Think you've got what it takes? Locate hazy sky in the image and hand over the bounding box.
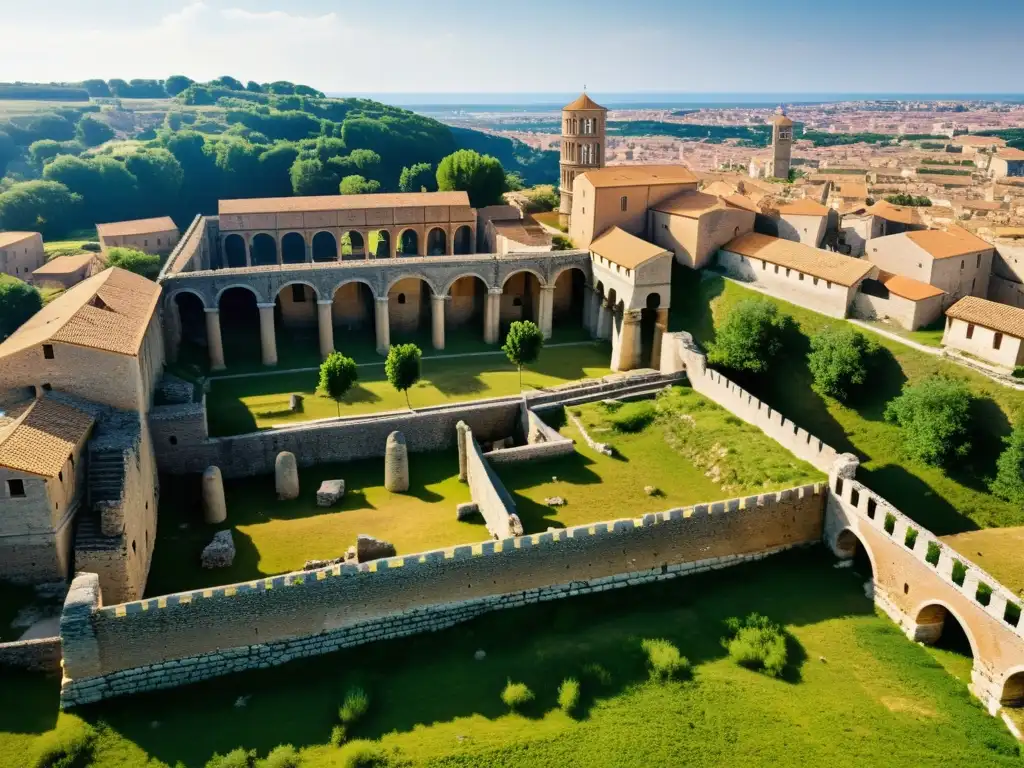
[2,0,1023,94]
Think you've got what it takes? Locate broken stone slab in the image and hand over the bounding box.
[456,501,479,521]
[201,530,235,569]
[356,534,396,563]
[317,479,345,507]
[544,496,566,507]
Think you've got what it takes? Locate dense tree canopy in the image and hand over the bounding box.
[164,75,194,97]
[806,326,879,402]
[436,149,507,207]
[884,377,973,467]
[43,154,138,226]
[399,163,435,193]
[124,149,184,218]
[75,116,115,147]
[0,275,42,340]
[991,424,1024,506]
[104,247,161,280]
[706,299,792,374]
[0,180,80,237]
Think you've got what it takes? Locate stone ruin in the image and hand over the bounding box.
[201,466,226,524]
[275,451,299,500]
[384,431,409,493]
[317,479,345,507]
[201,530,235,569]
[456,501,479,520]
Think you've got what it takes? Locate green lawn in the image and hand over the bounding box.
[43,229,99,259]
[206,340,612,436]
[856,317,947,348]
[146,451,478,596]
[670,267,1024,535]
[940,526,1024,597]
[4,549,1018,767]
[494,387,823,533]
[0,582,37,643]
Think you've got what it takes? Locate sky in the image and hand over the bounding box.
[1,0,1023,95]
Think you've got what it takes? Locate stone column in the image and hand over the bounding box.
[538,284,555,339]
[610,309,643,372]
[257,303,278,366]
[446,228,454,256]
[375,296,390,354]
[456,421,469,481]
[202,466,227,523]
[418,228,428,257]
[484,288,502,344]
[204,308,226,371]
[244,234,252,267]
[388,231,398,259]
[597,299,612,340]
[651,308,669,369]
[431,294,446,351]
[583,288,598,336]
[317,299,334,359]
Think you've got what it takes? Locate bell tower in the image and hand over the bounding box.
[770,106,794,180]
[559,91,607,229]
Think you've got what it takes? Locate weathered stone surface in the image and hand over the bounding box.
[275,452,299,500]
[456,502,479,521]
[384,431,409,493]
[544,496,566,507]
[317,479,345,507]
[832,453,860,479]
[201,530,235,569]
[289,393,303,412]
[201,466,227,524]
[356,534,396,563]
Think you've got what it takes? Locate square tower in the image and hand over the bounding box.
[559,92,607,229]
[770,107,793,181]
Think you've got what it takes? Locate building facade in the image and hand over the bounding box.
[769,108,794,180]
[0,232,45,281]
[558,93,607,229]
[942,296,1024,369]
[97,217,180,257]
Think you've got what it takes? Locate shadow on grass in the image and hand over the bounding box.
[858,463,978,536]
[0,672,59,736]
[667,263,723,343]
[953,396,1013,494]
[494,451,605,533]
[850,345,908,421]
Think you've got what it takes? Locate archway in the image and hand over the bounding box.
[501,270,540,334]
[332,281,376,356]
[224,234,247,269]
[914,603,976,661]
[250,233,277,267]
[275,283,319,363]
[640,293,661,368]
[552,267,586,337]
[173,292,207,368]
[454,225,473,255]
[426,227,447,256]
[835,528,875,582]
[218,287,261,367]
[388,277,432,342]
[341,231,365,260]
[369,230,389,259]
[312,231,338,262]
[447,275,487,342]
[398,229,418,257]
[1002,671,1024,707]
[281,232,306,264]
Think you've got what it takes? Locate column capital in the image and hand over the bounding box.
[256,302,276,310]
[488,287,503,295]
[375,296,389,304]
[203,307,220,314]
[317,299,334,306]
[540,284,556,292]
[431,293,449,303]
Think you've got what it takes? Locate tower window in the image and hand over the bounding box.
[620,196,627,212]
[7,479,25,498]
[42,344,54,359]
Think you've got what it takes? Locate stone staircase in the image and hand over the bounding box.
[75,448,126,553]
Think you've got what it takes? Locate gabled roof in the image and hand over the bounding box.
[997,148,1024,161]
[876,270,945,301]
[0,397,94,477]
[590,227,670,269]
[219,191,470,216]
[721,232,874,287]
[777,199,829,216]
[906,226,993,259]
[563,92,607,112]
[0,267,161,359]
[865,200,926,227]
[32,253,99,276]
[0,232,40,249]
[96,216,177,238]
[580,164,698,189]
[946,296,1024,339]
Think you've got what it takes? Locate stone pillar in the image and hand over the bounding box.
[597,300,612,341]
[204,308,226,371]
[317,300,334,359]
[59,573,102,683]
[431,294,446,351]
[384,431,410,492]
[202,466,227,524]
[484,288,501,344]
[610,310,643,372]
[388,231,398,259]
[244,234,252,267]
[275,451,299,500]
[418,229,427,257]
[374,296,390,354]
[538,284,555,339]
[257,303,278,366]
[651,308,669,369]
[456,421,469,481]
[446,229,454,256]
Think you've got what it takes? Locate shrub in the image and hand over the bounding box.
[104,246,161,279]
[884,513,896,534]
[926,540,941,566]
[557,677,581,714]
[990,424,1024,506]
[32,720,96,768]
[806,326,879,401]
[337,741,388,768]
[976,582,993,607]
[641,638,690,682]
[883,377,973,467]
[722,613,788,677]
[1006,602,1022,627]
[330,725,347,747]
[205,749,256,768]
[951,559,967,586]
[904,527,918,549]
[581,663,612,687]
[552,233,573,250]
[501,680,535,710]
[257,745,301,767]
[706,298,792,374]
[339,686,370,725]
[1013,365,1024,379]
[609,401,657,433]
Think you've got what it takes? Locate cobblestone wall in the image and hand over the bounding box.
[0,637,62,673]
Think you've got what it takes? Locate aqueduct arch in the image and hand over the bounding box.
[250,233,277,267]
[312,231,338,262]
[281,232,306,264]
[224,234,247,269]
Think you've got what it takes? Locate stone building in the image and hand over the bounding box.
[774,198,829,247]
[0,231,45,281]
[648,191,756,269]
[943,296,1024,369]
[990,148,1024,180]
[853,271,946,331]
[559,92,607,229]
[840,200,927,257]
[31,253,101,290]
[767,107,794,180]
[97,217,180,257]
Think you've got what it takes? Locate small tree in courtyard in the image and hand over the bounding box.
[317,352,358,417]
[502,320,544,390]
[385,343,422,409]
[884,376,973,467]
[807,325,879,402]
[706,298,792,374]
[0,275,43,339]
[991,423,1024,506]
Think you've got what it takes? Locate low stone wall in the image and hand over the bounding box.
[661,332,841,473]
[0,636,62,673]
[462,427,522,538]
[60,483,824,706]
[485,408,574,464]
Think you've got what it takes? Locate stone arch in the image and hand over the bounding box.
[368,230,390,259]
[501,267,546,289]
[167,287,208,310]
[398,228,419,256]
[250,232,277,267]
[341,230,366,260]
[275,280,319,352]
[170,290,208,366]
[446,274,487,338]
[453,225,473,255]
[385,273,440,297]
[330,278,379,301]
[552,265,586,329]
[911,601,980,660]
[833,527,876,581]
[388,275,432,341]
[281,232,306,264]
[223,234,247,269]
[500,269,541,330]
[443,272,492,296]
[276,280,320,302]
[426,227,447,256]
[214,283,264,306]
[331,279,377,351]
[1000,667,1024,707]
[312,231,338,262]
[217,286,262,367]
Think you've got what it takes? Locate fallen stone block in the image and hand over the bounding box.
[456,502,479,520]
[356,534,397,563]
[544,496,566,507]
[201,530,235,569]
[317,479,345,507]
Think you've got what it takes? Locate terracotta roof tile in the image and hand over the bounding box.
[946,296,1024,338]
[581,164,698,189]
[590,227,670,269]
[32,253,99,276]
[219,191,470,216]
[96,217,177,238]
[877,270,945,301]
[563,93,606,111]
[651,191,730,218]
[0,397,94,477]
[0,232,39,249]
[906,226,993,259]
[721,232,874,287]
[777,199,830,216]
[997,148,1024,161]
[865,200,926,227]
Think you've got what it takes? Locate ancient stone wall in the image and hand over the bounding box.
[485,408,575,464]
[463,430,521,538]
[59,483,824,706]
[0,636,62,673]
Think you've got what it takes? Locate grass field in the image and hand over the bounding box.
[940,526,1024,597]
[495,388,824,532]
[2,549,1017,768]
[42,228,99,259]
[671,267,1024,536]
[205,340,612,436]
[146,451,477,596]
[856,316,947,348]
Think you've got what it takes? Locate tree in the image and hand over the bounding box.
[385,343,422,409]
[502,320,544,390]
[29,139,81,167]
[339,175,381,195]
[0,275,42,339]
[164,75,195,97]
[0,130,17,176]
[44,154,139,224]
[290,157,338,196]
[125,149,184,217]
[0,180,80,238]
[504,171,525,191]
[436,149,507,207]
[211,76,244,91]
[706,299,792,374]
[245,81,264,94]
[991,424,1024,505]
[75,116,115,147]
[105,247,161,280]
[806,326,879,402]
[258,143,300,197]
[80,79,112,97]
[317,352,359,417]
[26,113,75,142]
[884,377,973,467]
[884,193,932,207]
[399,162,435,193]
